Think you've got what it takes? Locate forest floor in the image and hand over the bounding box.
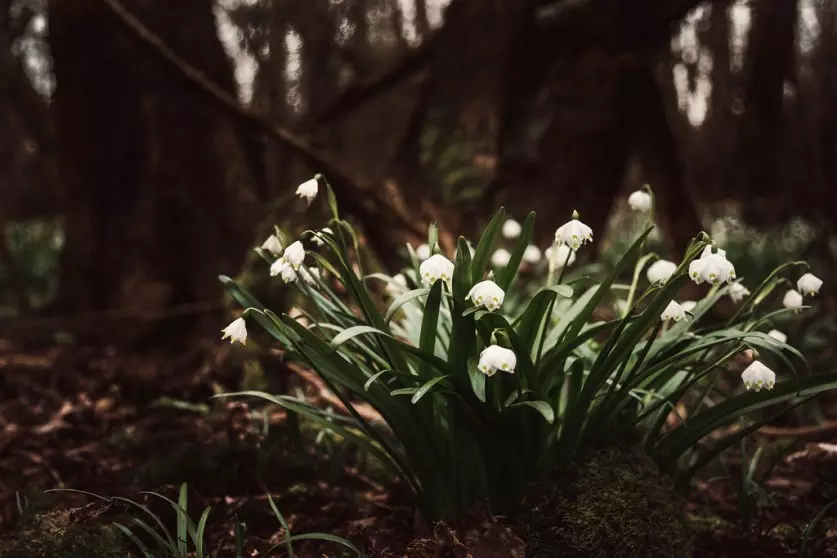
[1,340,837,557]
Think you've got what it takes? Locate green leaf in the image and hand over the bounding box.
[177,484,188,556]
[195,507,210,558]
[113,523,155,558]
[390,387,418,396]
[411,375,452,404]
[322,176,340,221]
[419,281,443,377]
[385,288,431,323]
[453,237,474,304]
[497,211,535,290]
[470,207,505,283]
[331,325,389,349]
[468,359,487,402]
[267,533,363,556]
[428,222,439,252]
[265,491,294,558]
[510,400,555,424]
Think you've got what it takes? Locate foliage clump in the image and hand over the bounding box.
[522,447,692,558]
[0,509,127,558]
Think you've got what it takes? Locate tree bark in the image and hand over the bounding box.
[48,0,257,344]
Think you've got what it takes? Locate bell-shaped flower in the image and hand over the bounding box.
[312,227,332,247]
[767,329,787,344]
[491,248,512,268]
[221,317,247,345]
[420,254,454,285]
[466,280,505,311]
[477,345,517,376]
[261,234,283,256]
[270,259,297,283]
[783,289,803,309]
[729,282,750,304]
[647,259,677,284]
[416,243,431,261]
[385,273,408,295]
[741,361,776,391]
[661,300,687,322]
[689,246,735,285]
[282,241,305,270]
[295,178,318,203]
[627,189,653,213]
[681,300,697,313]
[502,219,522,239]
[522,245,542,264]
[545,244,576,268]
[555,211,593,251]
[797,273,823,296]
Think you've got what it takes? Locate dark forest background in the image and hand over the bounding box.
[1,0,836,346]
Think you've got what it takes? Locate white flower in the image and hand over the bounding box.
[741,361,776,391]
[271,259,297,283]
[797,273,823,296]
[477,345,517,376]
[300,267,320,286]
[647,259,677,283]
[416,243,431,261]
[491,248,512,267]
[221,317,247,345]
[282,241,305,270]
[729,282,750,304]
[502,219,522,239]
[296,178,318,203]
[767,329,787,344]
[261,234,283,256]
[689,246,735,285]
[627,189,653,212]
[466,280,505,311]
[681,300,697,312]
[420,254,454,285]
[555,212,593,251]
[522,245,542,264]
[545,244,576,267]
[312,227,333,247]
[661,300,687,322]
[783,289,803,309]
[385,273,408,295]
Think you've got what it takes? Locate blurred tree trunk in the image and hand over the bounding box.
[48,0,257,344]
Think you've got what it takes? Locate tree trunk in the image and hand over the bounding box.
[48,0,257,344]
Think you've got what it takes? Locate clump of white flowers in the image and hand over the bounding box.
[783,289,803,309]
[797,273,823,296]
[647,259,677,284]
[491,248,512,268]
[661,300,687,322]
[420,254,454,285]
[221,317,247,345]
[729,282,751,304]
[295,177,319,204]
[627,188,653,213]
[467,280,505,311]
[555,211,593,251]
[282,241,305,270]
[312,227,332,247]
[261,234,283,256]
[502,219,522,239]
[689,246,736,285]
[522,245,542,264]
[741,361,776,391]
[767,329,787,343]
[270,259,297,283]
[416,243,431,261]
[477,345,516,376]
[545,244,576,268]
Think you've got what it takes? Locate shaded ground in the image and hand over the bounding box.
[1,340,837,556]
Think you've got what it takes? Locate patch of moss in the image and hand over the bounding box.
[0,510,129,558]
[521,446,692,558]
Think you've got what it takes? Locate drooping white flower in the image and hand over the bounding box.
[661,300,687,322]
[416,243,431,261]
[312,227,333,247]
[797,273,823,296]
[466,280,505,311]
[741,361,776,391]
[502,219,522,239]
[295,178,318,203]
[420,254,455,285]
[385,273,408,295]
[767,329,787,344]
[729,282,751,304]
[522,245,542,264]
[689,246,735,285]
[627,189,653,213]
[681,300,697,313]
[491,248,512,268]
[783,289,803,309]
[221,317,247,345]
[555,211,593,251]
[477,345,517,376]
[282,241,305,269]
[545,244,576,267]
[271,259,297,283]
[261,234,283,256]
[647,259,677,284]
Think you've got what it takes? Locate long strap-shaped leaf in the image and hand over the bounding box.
[470,208,505,283]
[497,212,535,290]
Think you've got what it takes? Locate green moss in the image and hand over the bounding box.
[521,447,693,558]
[0,510,129,558]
